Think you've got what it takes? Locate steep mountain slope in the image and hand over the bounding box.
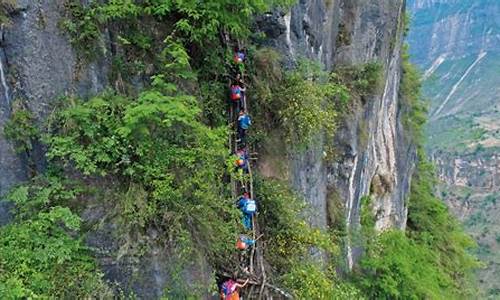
[408,0,500,297]
[0,0,477,298]
[0,1,412,296]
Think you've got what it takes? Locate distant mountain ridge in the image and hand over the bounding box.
[408,0,500,297]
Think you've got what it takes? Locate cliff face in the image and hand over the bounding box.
[259,0,412,266]
[408,0,500,296]
[0,0,413,297]
[0,0,108,197]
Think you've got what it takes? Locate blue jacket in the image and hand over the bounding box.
[238,114,251,130]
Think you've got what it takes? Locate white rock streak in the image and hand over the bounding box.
[423,54,447,80]
[432,51,487,119]
[0,55,9,106]
[284,12,293,55]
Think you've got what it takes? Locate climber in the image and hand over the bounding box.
[233,48,246,64]
[237,110,251,143]
[236,234,255,250]
[234,148,249,173]
[230,83,245,113]
[235,73,247,110]
[220,278,249,300]
[236,192,256,230]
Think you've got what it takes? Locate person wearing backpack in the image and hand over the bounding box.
[234,49,245,64]
[220,278,249,300]
[237,110,251,144]
[236,192,257,230]
[230,83,245,113]
[234,148,249,173]
[233,48,246,73]
[234,73,247,110]
[236,234,255,250]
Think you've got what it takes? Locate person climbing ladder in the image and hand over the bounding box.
[236,234,255,250]
[234,148,249,173]
[230,82,245,113]
[220,278,249,300]
[237,110,251,144]
[236,192,257,230]
[217,47,292,299]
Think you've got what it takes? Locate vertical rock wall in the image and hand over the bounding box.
[0,0,108,197]
[259,0,414,267]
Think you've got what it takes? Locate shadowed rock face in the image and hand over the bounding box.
[1,0,414,297]
[0,200,14,226]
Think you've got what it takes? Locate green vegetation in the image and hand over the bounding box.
[401,44,427,145]
[3,100,39,155]
[357,230,454,299]
[0,177,110,298]
[359,196,375,234]
[4,0,354,297]
[61,0,293,62]
[334,62,384,100]
[0,0,15,25]
[3,99,40,176]
[1,0,480,297]
[256,178,363,299]
[405,154,479,297]
[45,76,243,284]
[250,50,350,148]
[351,43,479,298]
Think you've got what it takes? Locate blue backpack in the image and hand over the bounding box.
[244,200,256,214]
[239,115,251,129]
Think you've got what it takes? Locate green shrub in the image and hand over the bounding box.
[400,43,427,144]
[255,177,363,298]
[406,152,479,297]
[250,54,350,148]
[356,230,452,299]
[333,62,384,99]
[256,177,337,269]
[61,0,294,62]
[0,206,111,298]
[360,195,375,234]
[283,261,364,299]
[3,100,39,155]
